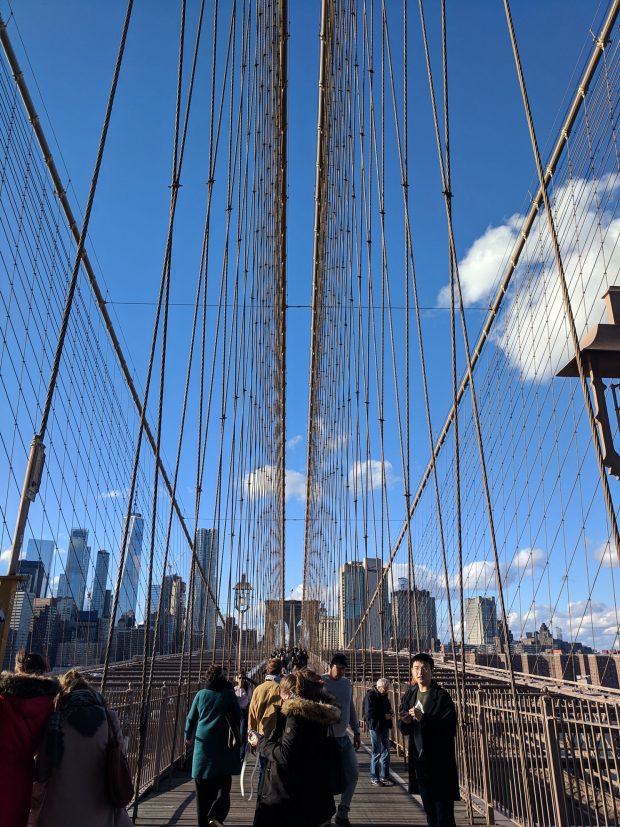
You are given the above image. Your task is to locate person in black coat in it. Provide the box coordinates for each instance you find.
[398,653,459,827]
[248,668,340,827]
[363,678,394,785]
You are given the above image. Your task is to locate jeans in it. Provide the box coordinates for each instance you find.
[335,735,359,818]
[194,775,232,826]
[369,727,390,780]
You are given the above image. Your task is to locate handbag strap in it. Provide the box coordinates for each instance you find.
[105,709,118,748]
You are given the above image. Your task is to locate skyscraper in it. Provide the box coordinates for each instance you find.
[155,574,186,653]
[390,578,437,650]
[465,596,498,646]
[57,528,91,613]
[116,513,144,624]
[339,561,365,648]
[17,559,46,599]
[193,528,219,645]
[339,557,389,649]
[26,538,55,597]
[3,589,34,670]
[91,549,110,618]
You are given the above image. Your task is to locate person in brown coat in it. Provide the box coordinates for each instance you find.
[34,670,132,827]
[0,650,59,827]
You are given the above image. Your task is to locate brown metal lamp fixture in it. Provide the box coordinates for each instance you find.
[557,287,620,479]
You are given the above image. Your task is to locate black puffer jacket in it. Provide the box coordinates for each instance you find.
[254,694,340,827]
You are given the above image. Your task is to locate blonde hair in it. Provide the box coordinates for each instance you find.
[58,669,91,698]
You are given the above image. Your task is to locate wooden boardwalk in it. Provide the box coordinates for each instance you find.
[135,742,483,826]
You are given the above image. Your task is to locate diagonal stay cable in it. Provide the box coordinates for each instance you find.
[4,0,134,575]
[502,0,620,566]
[417,0,537,820]
[101,0,220,692]
[342,0,620,651]
[0,11,198,564]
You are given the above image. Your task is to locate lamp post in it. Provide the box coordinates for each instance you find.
[557,287,620,479]
[233,573,252,672]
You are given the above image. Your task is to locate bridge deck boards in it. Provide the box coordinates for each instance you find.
[135,743,482,826]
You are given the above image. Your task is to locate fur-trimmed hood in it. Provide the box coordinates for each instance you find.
[281,696,340,725]
[0,671,59,698]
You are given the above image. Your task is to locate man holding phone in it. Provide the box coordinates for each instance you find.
[398,653,459,827]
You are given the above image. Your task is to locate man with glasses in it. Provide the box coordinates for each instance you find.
[398,653,458,827]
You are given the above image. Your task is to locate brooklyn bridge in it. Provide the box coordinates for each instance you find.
[1,0,620,825]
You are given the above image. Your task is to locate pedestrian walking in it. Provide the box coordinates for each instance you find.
[247,657,282,738]
[234,671,253,759]
[184,664,242,827]
[248,669,339,827]
[34,669,132,827]
[0,650,59,827]
[364,678,394,786]
[398,653,459,827]
[322,653,361,827]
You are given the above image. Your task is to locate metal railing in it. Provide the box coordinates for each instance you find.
[106,679,200,796]
[353,680,620,827]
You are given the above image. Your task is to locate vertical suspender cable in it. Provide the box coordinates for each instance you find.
[440,1,473,818]
[417,1,535,821]
[5,0,134,580]
[502,0,620,565]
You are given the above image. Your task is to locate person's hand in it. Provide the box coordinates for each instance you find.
[408,706,417,718]
[385,712,392,720]
[353,733,361,751]
[413,707,423,722]
[248,731,259,747]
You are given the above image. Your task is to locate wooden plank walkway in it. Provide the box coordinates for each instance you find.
[135,740,484,826]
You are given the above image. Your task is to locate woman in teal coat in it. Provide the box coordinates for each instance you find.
[185,664,242,827]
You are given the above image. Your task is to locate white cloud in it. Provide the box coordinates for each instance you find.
[506,599,620,650]
[101,489,124,499]
[0,548,11,574]
[242,465,306,503]
[288,583,304,600]
[594,541,618,568]
[461,560,497,591]
[312,415,349,452]
[286,435,303,450]
[285,470,306,502]
[387,547,544,599]
[438,214,522,308]
[438,175,620,381]
[348,459,395,493]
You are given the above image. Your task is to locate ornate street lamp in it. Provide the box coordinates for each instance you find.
[557,287,620,479]
[234,573,253,614]
[233,573,253,669]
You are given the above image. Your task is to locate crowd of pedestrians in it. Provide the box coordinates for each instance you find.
[269,646,309,671]
[0,646,458,827]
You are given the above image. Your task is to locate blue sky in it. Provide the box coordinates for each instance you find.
[1,0,618,649]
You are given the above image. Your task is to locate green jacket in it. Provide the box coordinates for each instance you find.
[185,677,242,779]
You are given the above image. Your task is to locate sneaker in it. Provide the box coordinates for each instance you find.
[209,821,224,827]
[334,817,351,827]
[370,777,381,786]
[381,778,395,786]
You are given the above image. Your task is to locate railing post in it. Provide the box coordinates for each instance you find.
[542,694,568,827]
[478,693,495,825]
[152,684,168,792]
